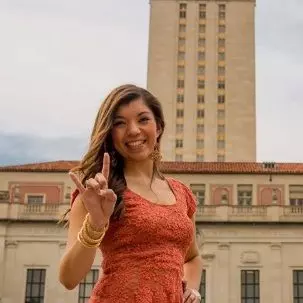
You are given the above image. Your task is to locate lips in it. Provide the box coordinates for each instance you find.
[125,140,146,150]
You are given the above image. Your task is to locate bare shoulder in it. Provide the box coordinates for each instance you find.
[167,177,190,193]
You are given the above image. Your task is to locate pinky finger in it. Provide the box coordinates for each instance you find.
[69,172,86,194]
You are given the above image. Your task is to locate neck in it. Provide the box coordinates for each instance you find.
[124,159,156,182]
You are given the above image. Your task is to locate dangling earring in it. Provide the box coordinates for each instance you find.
[150,143,162,162]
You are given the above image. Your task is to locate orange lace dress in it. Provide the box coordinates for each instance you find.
[73,178,196,303]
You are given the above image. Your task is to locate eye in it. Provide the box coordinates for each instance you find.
[139,117,150,123]
[113,120,125,127]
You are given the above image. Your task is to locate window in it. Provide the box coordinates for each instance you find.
[238,185,253,206]
[25,269,46,303]
[218,95,225,104]
[218,52,225,61]
[217,140,225,149]
[241,270,260,303]
[177,79,184,88]
[190,184,205,206]
[219,25,226,33]
[218,38,225,47]
[178,65,185,74]
[197,109,204,118]
[218,109,225,119]
[219,4,226,11]
[221,189,228,203]
[177,94,184,103]
[178,51,185,60]
[0,190,9,201]
[179,24,186,32]
[78,269,99,303]
[272,188,278,204]
[175,154,183,161]
[198,65,205,75]
[27,195,44,204]
[219,11,226,19]
[180,11,186,18]
[217,155,225,162]
[196,154,204,162]
[199,11,206,19]
[179,37,185,47]
[177,109,184,118]
[219,4,226,20]
[179,3,187,19]
[197,139,204,149]
[198,80,205,89]
[289,185,303,206]
[199,269,206,303]
[176,124,183,133]
[218,80,225,89]
[176,140,183,148]
[218,125,225,134]
[197,124,204,133]
[199,24,206,33]
[199,4,206,10]
[198,38,206,47]
[218,66,225,75]
[198,95,204,104]
[198,51,205,61]
[293,270,303,303]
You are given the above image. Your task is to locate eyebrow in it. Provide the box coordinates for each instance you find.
[114,111,152,119]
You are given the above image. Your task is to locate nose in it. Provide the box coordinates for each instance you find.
[127,121,140,136]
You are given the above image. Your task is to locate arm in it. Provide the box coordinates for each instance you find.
[183,213,203,291]
[58,196,105,290]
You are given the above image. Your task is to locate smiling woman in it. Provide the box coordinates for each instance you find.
[58,84,203,303]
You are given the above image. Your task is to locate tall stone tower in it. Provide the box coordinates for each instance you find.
[147,0,256,162]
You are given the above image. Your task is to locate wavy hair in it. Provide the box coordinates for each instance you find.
[64,84,165,221]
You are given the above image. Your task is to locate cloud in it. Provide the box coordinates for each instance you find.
[255,0,303,162]
[0,132,87,165]
[0,0,303,163]
[0,0,149,137]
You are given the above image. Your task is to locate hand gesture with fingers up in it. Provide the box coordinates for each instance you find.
[69,153,117,230]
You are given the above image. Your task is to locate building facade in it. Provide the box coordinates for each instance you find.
[147,0,256,162]
[0,161,303,303]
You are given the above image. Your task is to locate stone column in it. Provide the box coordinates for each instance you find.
[2,240,18,303]
[0,225,6,303]
[213,242,230,303]
[267,242,282,303]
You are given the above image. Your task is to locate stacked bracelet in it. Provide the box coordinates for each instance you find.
[77,214,109,248]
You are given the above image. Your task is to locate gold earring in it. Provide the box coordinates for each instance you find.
[150,143,162,162]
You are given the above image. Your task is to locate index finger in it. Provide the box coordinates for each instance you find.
[69,172,86,194]
[101,152,110,180]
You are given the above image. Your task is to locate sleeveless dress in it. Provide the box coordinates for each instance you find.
[72,178,197,303]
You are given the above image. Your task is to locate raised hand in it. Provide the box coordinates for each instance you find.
[69,153,117,229]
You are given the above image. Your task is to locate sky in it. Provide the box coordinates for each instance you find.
[0,0,303,165]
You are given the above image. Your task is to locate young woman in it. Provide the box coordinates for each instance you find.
[59,84,203,302]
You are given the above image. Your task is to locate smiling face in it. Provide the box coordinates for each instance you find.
[111,98,161,163]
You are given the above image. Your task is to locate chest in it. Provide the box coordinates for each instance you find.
[126,179,176,206]
[106,193,193,250]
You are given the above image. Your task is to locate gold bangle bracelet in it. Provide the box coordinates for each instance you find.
[81,226,103,245]
[85,214,109,238]
[77,231,100,248]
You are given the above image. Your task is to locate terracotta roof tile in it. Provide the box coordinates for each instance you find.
[1,161,303,174]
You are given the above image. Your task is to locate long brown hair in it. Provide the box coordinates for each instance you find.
[69,84,165,220]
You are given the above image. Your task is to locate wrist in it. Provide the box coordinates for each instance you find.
[87,214,108,231]
[77,214,109,249]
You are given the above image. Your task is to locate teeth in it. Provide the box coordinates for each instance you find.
[127,140,145,147]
